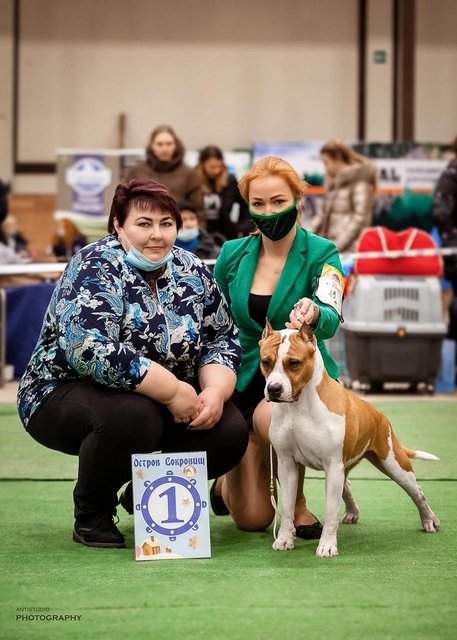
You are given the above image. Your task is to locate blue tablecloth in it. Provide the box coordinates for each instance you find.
[6,282,56,378]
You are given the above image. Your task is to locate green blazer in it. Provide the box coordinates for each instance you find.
[214,227,342,391]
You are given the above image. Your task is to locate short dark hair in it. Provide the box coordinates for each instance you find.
[108,179,182,232]
[177,198,197,215]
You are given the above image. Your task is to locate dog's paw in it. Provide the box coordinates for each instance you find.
[272,534,295,551]
[422,515,440,533]
[341,510,359,525]
[316,541,339,557]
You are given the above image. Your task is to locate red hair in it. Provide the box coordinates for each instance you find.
[238,156,307,203]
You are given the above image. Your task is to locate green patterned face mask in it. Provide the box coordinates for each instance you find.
[248,198,299,241]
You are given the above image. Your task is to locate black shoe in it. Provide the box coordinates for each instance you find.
[73,515,126,548]
[119,483,133,515]
[210,479,229,516]
[295,520,323,540]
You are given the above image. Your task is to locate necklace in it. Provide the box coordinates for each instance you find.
[261,257,286,275]
[269,257,287,274]
[260,247,288,275]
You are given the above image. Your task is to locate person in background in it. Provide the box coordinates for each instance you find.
[0,213,49,286]
[175,199,220,260]
[308,140,377,253]
[0,241,28,266]
[196,145,252,239]
[0,179,9,225]
[123,125,205,225]
[17,179,248,549]
[0,215,30,257]
[433,135,457,340]
[213,156,343,537]
[49,218,88,261]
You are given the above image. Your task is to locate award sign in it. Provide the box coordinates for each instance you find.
[131,452,211,561]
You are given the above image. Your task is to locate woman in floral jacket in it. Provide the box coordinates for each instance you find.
[17,179,248,549]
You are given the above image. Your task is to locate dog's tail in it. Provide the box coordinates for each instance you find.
[403,446,439,461]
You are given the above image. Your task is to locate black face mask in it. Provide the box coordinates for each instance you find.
[248,198,299,241]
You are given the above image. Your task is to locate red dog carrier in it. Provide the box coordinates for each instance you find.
[354,227,442,277]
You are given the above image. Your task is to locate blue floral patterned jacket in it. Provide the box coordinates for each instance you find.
[17,235,241,428]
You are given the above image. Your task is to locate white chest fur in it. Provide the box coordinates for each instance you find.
[268,350,346,471]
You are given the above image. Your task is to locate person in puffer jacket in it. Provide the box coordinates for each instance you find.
[308,140,377,253]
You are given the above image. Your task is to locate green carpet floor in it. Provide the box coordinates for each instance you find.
[1,401,456,639]
[0,480,455,640]
[0,404,77,480]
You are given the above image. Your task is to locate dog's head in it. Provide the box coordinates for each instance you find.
[258,320,317,402]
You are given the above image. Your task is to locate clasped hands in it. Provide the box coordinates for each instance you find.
[165,382,224,431]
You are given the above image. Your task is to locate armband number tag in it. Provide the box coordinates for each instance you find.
[315,264,344,317]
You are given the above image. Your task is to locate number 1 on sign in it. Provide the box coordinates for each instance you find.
[159,486,185,524]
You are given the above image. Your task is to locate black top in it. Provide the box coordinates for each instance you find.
[232,293,273,428]
[248,293,271,329]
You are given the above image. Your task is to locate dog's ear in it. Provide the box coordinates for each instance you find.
[261,318,274,341]
[298,322,316,349]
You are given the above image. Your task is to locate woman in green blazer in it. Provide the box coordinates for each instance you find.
[213,156,343,537]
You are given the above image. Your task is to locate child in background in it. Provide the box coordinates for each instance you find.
[175,200,220,260]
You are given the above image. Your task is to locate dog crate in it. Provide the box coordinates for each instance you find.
[341,275,447,392]
[326,328,350,385]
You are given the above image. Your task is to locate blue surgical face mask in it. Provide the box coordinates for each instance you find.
[177,227,200,242]
[121,232,174,272]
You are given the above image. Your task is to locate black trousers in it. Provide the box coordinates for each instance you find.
[27,380,248,521]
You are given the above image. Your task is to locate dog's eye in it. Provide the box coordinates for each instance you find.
[260,358,271,369]
[287,359,301,369]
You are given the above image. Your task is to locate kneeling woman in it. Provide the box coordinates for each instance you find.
[213,156,343,537]
[17,179,248,548]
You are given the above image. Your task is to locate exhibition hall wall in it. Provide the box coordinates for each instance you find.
[0,0,455,191]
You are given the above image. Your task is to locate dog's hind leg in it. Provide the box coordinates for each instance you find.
[272,454,298,551]
[365,430,440,533]
[341,476,360,524]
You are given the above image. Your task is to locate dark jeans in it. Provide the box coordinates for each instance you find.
[27,380,248,521]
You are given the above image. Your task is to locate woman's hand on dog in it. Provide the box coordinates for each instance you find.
[286,297,320,329]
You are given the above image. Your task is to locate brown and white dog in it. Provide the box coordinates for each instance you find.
[259,320,440,558]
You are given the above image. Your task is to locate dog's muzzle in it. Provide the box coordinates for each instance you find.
[267,382,284,402]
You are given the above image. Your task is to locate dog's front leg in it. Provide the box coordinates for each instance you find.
[272,453,298,551]
[316,462,345,558]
